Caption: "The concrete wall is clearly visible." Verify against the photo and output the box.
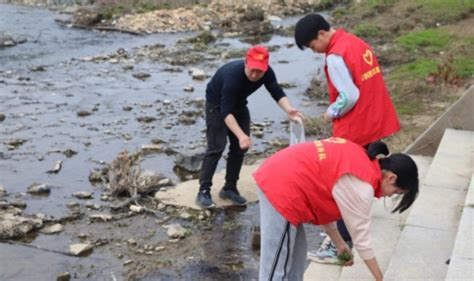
[404,86,474,156]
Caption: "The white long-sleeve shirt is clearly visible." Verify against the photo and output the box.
[322,174,376,260]
[326,54,360,119]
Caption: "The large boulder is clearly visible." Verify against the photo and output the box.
[72,7,101,27]
[0,211,43,239]
[174,151,205,173]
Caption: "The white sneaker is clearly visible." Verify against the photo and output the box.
[307,238,339,264]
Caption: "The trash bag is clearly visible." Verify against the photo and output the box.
[290,120,305,146]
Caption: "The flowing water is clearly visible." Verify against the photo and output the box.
[0,3,326,280]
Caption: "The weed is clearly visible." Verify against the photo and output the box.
[426,56,463,86]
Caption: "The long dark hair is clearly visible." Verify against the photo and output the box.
[366,141,419,213]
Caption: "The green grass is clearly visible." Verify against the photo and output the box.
[353,23,383,38]
[394,101,423,116]
[413,0,474,23]
[389,59,438,80]
[366,0,396,6]
[453,58,474,78]
[396,29,453,53]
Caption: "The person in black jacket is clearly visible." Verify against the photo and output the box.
[196,45,303,209]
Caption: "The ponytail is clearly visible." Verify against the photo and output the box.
[366,141,390,160]
[365,141,419,213]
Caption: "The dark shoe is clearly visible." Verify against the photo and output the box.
[196,190,215,209]
[219,189,247,206]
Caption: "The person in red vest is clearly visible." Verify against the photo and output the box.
[253,138,419,281]
[294,13,401,262]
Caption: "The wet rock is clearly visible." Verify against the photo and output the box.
[174,151,205,173]
[268,15,282,21]
[69,243,93,256]
[184,31,216,45]
[136,170,163,192]
[72,7,101,26]
[66,202,80,209]
[129,205,144,213]
[127,238,137,245]
[177,115,197,125]
[29,65,47,72]
[85,202,101,210]
[279,82,297,89]
[57,272,71,281]
[188,98,206,109]
[46,160,62,174]
[158,178,174,188]
[63,149,78,158]
[0,113,5,122]
[73,191,93,199]
[179,212,191,220]
[0,32,16,47]
[190,68,206,80]
[123,260,134,266]
[11,200,27,209]
[156,202,166,211]
[77,110,92,117]
[27,183,51,195]
[89,213,112,222]
[132,72,151,81]
[164,223,187,239]
[122,65,134,71]
[5,138,27,149]
[88,169,103,183]
[122,105,133,111]
[136,116,156,123]
[0,212,43,239]
[183,85,194,92]
[0,185,6,197]
[140,144,162,153]
[40,223,64,234]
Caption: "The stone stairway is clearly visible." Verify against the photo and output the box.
[304,129,474,281]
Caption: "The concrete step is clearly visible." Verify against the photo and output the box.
[303,155,433,281]
[445,174,474,281]
[384,129,474,281]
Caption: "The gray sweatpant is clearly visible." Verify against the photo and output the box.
[258,189,307,281]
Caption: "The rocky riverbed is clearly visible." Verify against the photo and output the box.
[0,2,332,280]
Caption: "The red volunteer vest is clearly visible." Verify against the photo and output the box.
[253,138,382,226]
[325,29,400,146]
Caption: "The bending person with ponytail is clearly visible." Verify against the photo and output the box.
[253,137,419,281]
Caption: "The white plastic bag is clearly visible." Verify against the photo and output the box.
[290,120,305,146]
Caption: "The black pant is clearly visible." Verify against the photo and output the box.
[337,219,352,243]
[199,104,250,192]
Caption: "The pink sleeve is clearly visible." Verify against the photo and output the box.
[332,174,375,260]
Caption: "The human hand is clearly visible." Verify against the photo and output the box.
[288,108,305,124]
[238,134,251,150]
[336,243,354,266]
